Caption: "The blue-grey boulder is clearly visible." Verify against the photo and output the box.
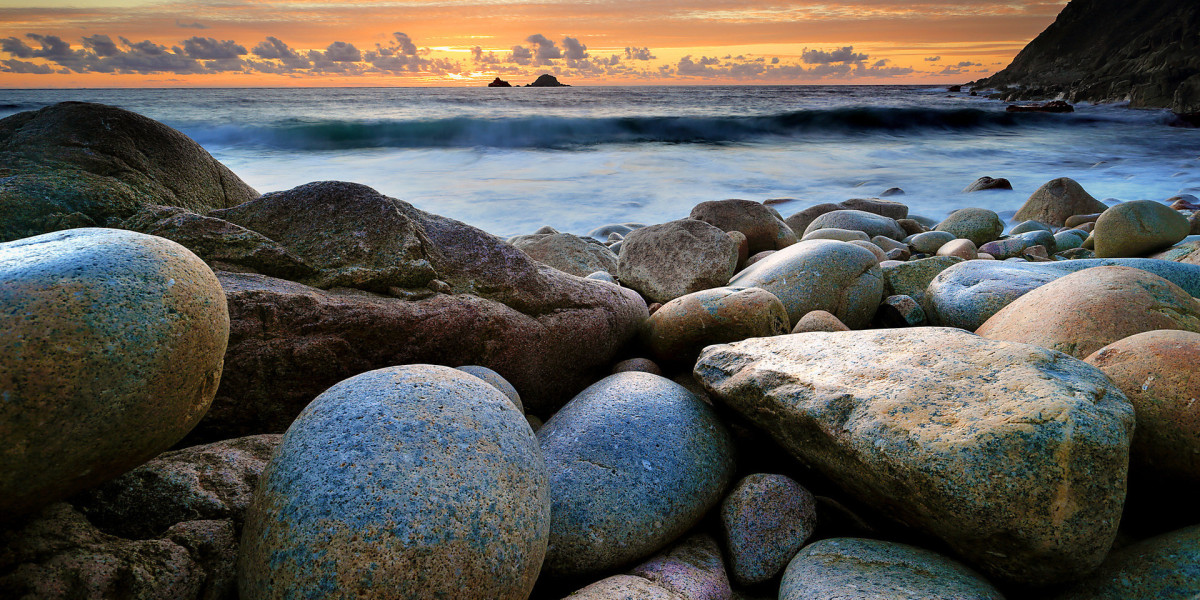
[237,365,549,600]
[539,372,736,577]
[803,209,905,241]
[1053,525,1200,599]
[720,473,816,586]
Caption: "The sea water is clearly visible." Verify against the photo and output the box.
[2,86,1198,238]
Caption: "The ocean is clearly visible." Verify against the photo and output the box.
[2,86,1198,238]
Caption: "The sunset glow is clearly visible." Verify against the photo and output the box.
[0,0,1068,87]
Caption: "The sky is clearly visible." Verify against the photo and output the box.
[0,0,1068,87]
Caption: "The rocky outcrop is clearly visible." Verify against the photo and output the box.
[527,74,569,87]
[973,0,1200,117]
[0,102,258,243]
[488,77,513,87]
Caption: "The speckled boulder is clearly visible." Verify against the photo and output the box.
[1085,330,1200,481]
[690,199,797,255]
[0,228,229,520]
[803,209,905,241]
[780,538,1004,600]
[565,575,684,599]
[909,231,956,254]
[641,287,789,364]
[839,197,908,220]
[0,102,259,243]
[539,372,736,577]
[629,534,732,600]
[1093,200,1190,258]
[880,256,962,317]
[695,328,1133,584]
[457,365,523,412]
[1150,240,1200,265]
[979,236,1034,260]
[1053,525,1200,600]
[792,309,851,333]
[618,219,739,304]
[801,227,869,242]
[936,238,977,260]
[934,208,1004,246]
[720,473,817,586]
[977,266,1200,358]
[784,203,840,236]
[510,231,619,277]
[237,365,549,600]
[1015,177,1108,227]
[728,239,883,328]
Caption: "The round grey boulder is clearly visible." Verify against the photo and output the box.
[804,209,906,241]
[238,365,549,600]
[457,365,523,412]
[934,208,1004,246]
[618,218,739,304]
[538,372,736,577]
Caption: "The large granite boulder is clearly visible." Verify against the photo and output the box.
[727,240,883,328]
[1013,178,1108,227]
[1092,200,1190,258]
[689,199,797,255]
[1053,525,1200,600]
[238,365,549,600]
[0,228,229,520]
[976,266,1200,358]
[618,218,739,304]
[538,372,736,577]
[509,231,618,277]
[934,208,1004,246]
[695,328,1134,584]
[641,287,789,364]
[0,102,258,243]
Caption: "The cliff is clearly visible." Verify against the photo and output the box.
[973,0,1200,118]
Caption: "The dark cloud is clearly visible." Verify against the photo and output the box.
[525,34,561,65]
[873,59,889,67]
[802,46,868,64]
[1,58,52,74]
[391,32,417,56]
[364,33,458,74]
[562,36,587,61]
[955,61,982,67]
[176,21,207,29]
[471,46,501,64]
[251,36,310,69]
[925,56,941,62]
[322,41,361,62]
[771,57,780,64]
[508,45,533,66]
[2,37,34,59]
[625,46,654,61]
[82,34,119,57]
[182,37,246,60]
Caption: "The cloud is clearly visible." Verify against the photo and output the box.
[801,46,868,64]
[322,41,361,62]
[925,56,941,62]
[525,34,562,65]
[182,37,246,60]
[955,60,982,67]
[1,58,52,74]
[561,36,587,61]
[176,21,207,29]
[624,46,654,61]
[771,57,780,64]
[508,45,533,65]
[471,45,501,64]
[1,37,34,59]
[872,59,889,67]
[251,36,310,69]
[81,34,119,57]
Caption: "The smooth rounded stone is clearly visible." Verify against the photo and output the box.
[875,294,927,327]
[784,203,840,236]
[977,266,1200,358]
[1010,219,1051,234]
[728,239,883,328]
[885,247,910,261]
[1074,221,1097,233]
[629,534,732,600]
[1053,525,1200,600]
[238,365,549,600]
[618,218,739,304]
[0,228,229,519]
[897,218,928,235]
[880,255,962,315]
[936,238,977,260]
[839,197,909,220]
[457,365,523,412]
[848,240,887,263]
[689,199,798,255]
[608,232,624,242]
[804,209,906,241]
[879,187,905,197]
[1016,177,1109,226]
[1190,212,1200,234]
[871,235,907,253]
[1085,330,1200,481]
[1053,230,1086,251]
[1170,194,1200,210]
[978,236,1033,260]
[1024,245,1051,260]
[608,240,623,254]
[908,214,939,228]
[586,270,617,284]
[963,176,1013,192]
[509,231,618,278]
[909,230,956,254]
[1065,212,1103,228]
[720,474,816,586]
[792,309,850,333]
[801,227,869,243]
[695,328,1134,584]
[564,575,683,600]
[1018,228,1057,253]
[587,223,643,240]
[1093,199,1190,258]
[780,538,1005,600]
[743,250,774,267]
[613,358,664,376]
[934,208,1004,246]
[728,230,749,269]
[641,286,789,364]
[539,372,736,577]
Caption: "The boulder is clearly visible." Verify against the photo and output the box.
[612,358,663,376]
[848,240,886,262]
[1150,240,1200,265]
[720,474,816,586]
[936,238,978,260]
[641,287,789,364]
[784,203,840,235]
[780,538,1004,600]
[0,102,259,243]
[976,266,1200,358]
[875,294,927,327]
[880,255,962,316]
[1014,178,1108,226]
[456,365,523,412]
[618,218,739,304]
[963,176,1013,192]
[792,310,850,333]
[803,209,905,241]
[1085,330,1200,482]
[1092,200,1190,258]
[538,372,735,577]
[0,228,229,519]
[238,365,549,600]
[1010,219,1051,234]
[839,197,908,220]
[566,535,730,600]
[1053,525,1200,600]
[910,231,956,254]
[978,236,1033,260]
[728,240,883,328]
[801,227,869,243]
[689,199,797,255]
[934,208,1004,246]
[509,231,618,277]
[695,328,1133,584]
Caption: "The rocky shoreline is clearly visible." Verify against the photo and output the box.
[3,101,1200,599]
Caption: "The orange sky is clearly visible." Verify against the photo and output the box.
[0,0,1067,86]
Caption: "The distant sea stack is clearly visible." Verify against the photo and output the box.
[488,77,512,88]
[526,74,570,87]
[973,0,1199,120]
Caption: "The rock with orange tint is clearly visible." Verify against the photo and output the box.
[641,287,789,364]
[690,199,798,255]
[1085,330,1200,481]
[694,327,1133,584]
[976,266,1200,358]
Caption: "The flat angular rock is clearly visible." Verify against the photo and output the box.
[618,218,739,304]
[695,328,1134,584]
